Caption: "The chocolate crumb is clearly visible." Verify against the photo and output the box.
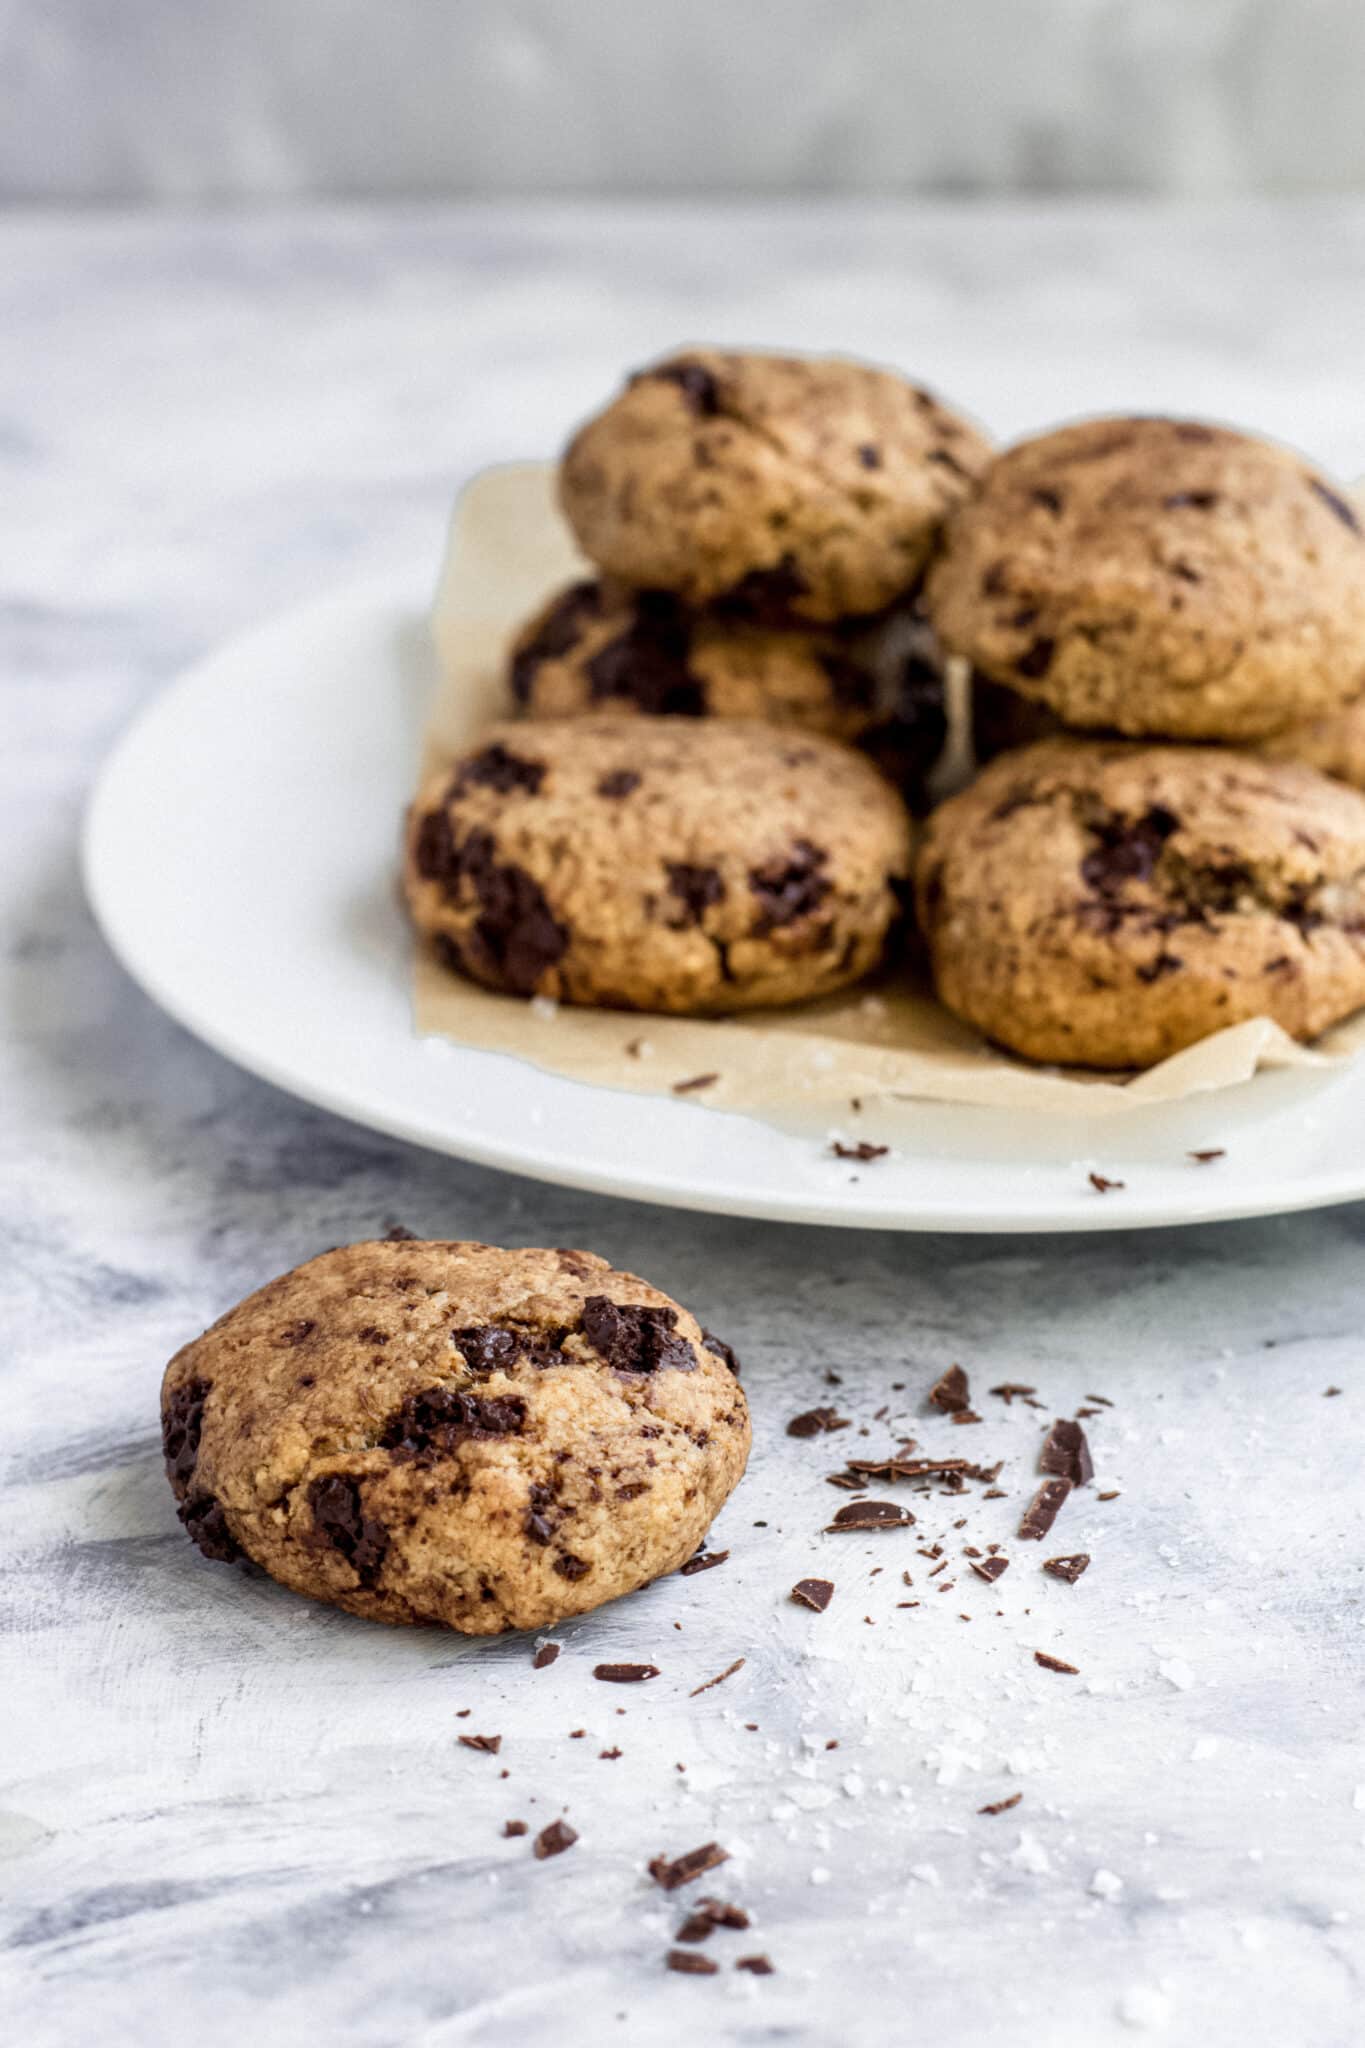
[533,1819,578,1858]
[599,1746,622,1760]
[1018,1477,1072,1540]
[979,1793,1023,1816]
[1034,1650,1079,1675]
[458,1733,502,1755]
[1040,1418,1094,1487]
[1088,1172,1124,1193]
[649,1842,730,1891]
[928,1363,971,1413]
[824,1500,913,1532]
[1325,1386,1342,1398]
[690,1657,745,1698]
[787,1406,850,1438]
[970,1555,1010,1584]
[790,1577,834,1612]
[1043,1554,1091,1584]
[666,1949,719,1976]
[1097,1489,1120,1501]
[680,1549,729,1576]
[736,1955,775,1975]
[532,1642,561,1669]
[673,1072,719,1094]
[593,1662,659,1683]
[503,1819,528,1837]
[831,1140,889,1162]
[1189,1148,1226,1163]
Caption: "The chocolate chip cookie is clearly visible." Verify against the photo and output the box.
[559,349,991,623]
[404,718,913,1012]
[917,737,1365,1068]
[928,418,1365,741]
[161,1240,749,1634]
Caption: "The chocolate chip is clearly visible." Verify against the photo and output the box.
[458,1733,502,1754]
[598,769,640,799]
[1306,476,1361,534]
[701,1330,740,1374]
[1040,1418,1093,1487]
[641,359,721,416]
[533,1819,578,1859]
[379,1386,526,1460]
[414,805,458,884]
[1164,490,1219,511]
[162,1377,211,1498]
[679,1550,729,1576]
[274,1319,316,1348]
[666,1949,719,1976]
[594,1662,659,1683]
[454,742,545,796]
[581,1296,696,1374]
[178,1494,241,1563]
[1015,636,1055,679]
[666,862,726,926]
[714,557,810,629]
[532,1641,561,1668]
[787,1407,850,1438]
[749,839,830,933]
[308,1474,389,1587]
[824,1500,913,1532]
[857,443,881,469]
[553,1552,591,1580]
[970,1555,1010,1583]
[510,580,603,704]
[1081,805,1179,892]
[1031,486,1064,514]
[929,1363,972,1414]
[1043,1554,1091,1584]
[648,1842,730,1890]
[1137,951,1183,982]
[1034,1650,1079,1675]
[791,1577,835,1612]
[1018,1477,1072,1541]
[454,1324,564,1373]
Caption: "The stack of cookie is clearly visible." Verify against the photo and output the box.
[406,348,992,1018]
[917,417,1365,1066]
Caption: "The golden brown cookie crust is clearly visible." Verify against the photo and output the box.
[559,349,991,622]
[161,1240,750,1634]
[916,737,1365,1068]
[928,417,1365,741]
[404,717,914,1013]
[1259,693,1365,791]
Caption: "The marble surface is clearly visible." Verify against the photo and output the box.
[6,200,1365,2046]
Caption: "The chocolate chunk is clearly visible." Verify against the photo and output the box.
[1034,1650,1079,1675]
[525,1482,556,1545]
[585,591,709,717]
[642,359,721,417]
[666,1949,719,1976]
[786,1407,850,1438]
[749,839,830,933]
[532,1641,561,1668]
[824,1500,913,1532]
[791,1577,835,1612]
[413,805,458,884]
[598,769,640,799]
[444,828,568,993]
[679,1550,729,1576]
[701,1330,740,1374]
[178,1494,241,1563]
[593,1662,659,1683]
[736,1955,775,1975]
[666,862,726,926]
[379,1386,526,1460]
[458,1733,502,1754]
[715,557,810,629]
[162,1376,211,1498]
[553,1552,590,1580]
[857,443,881,469]
[1088,1173,1124,1194]
[1018,1477,1071,1541]
[928,1363,972,1414]
[503,1819,528,1837]
[677,1898,750,1941]
[453,1323,565,1373]
[1015,636,1055,679]
[1043,1553,1091,1584]
[510,580,602,704]
[581,1296,696,1375]
[979,1792,1023,1815]
[308,1474,389,1586]
[1039,1418,1094,1487]
[533,1819,578,1859]
[648,1842,730,1890]
[672,1072,719,1095]
[454,742,545,796]
[1081,805,1179,892]
[274,1319,316,1348]
[1031,486,1064,514]
[970,1555,1010,1583]
[831,1141,888,1162]
[1306,476,1361,534]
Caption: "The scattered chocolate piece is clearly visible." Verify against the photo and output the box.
[928,1363,971,1413]
[649,1842,730,1891]
[599,1747,622,1760]
[1044,1554,1091,1584]
[673,1072,719,1095]
[787,1406,851,1438]
[825,1470,865,1490]
[680,1549,730,1576]
[532,1642,561,1669]
[690,1657,745,1698]
[979,1793,1023,1816]
[736,1955,775,1975]
[1088,1173,1124,1193]
[1189,1148,1226,1164]
[1040,1418,1094,1487]
[1325,1386,1342,1398]
[791,1577,835,1612]
[1018,1477,1072,1540]
[949,1410,983,1426]
[503,1819,528,1837]
[1097,1489,1120,1501]
[666,1948,719,1976]
[990,1382,1037,1404]
[677,1898,751,1942]
[824,1500,913,1532]
[970,1555,1010,1584]
[593,1662,659,1683]
[458,1733,502,1755]
[1083,1393,1113,1407]
[831,1140,889,1162]
[1034,1650,1079,1675]
[533,1819,578,1858]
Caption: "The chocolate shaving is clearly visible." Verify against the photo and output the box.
[1034,1650,1079,1675]
[1040,1418,1093,1487]
[690,1657,745,1698]
[824,1500,913,1532]
[1088,1172,1124,1193]
[677,1898,751,1941]
[1043,1553,1091,1584]
[458,1733,502,1755]
[1018,1477,1071,1540]
[533,1819,578,1858]
[649,1842,730,1890]
[1189,1148,1226,1163]
[532,1642,561,1669]
[593,1662,659,1683]
[790,1577,834,1612]
[970,1555,1010,1583]
[787,1406,850,1437]
[831,1141,889,1162]
[666,1949,718,1976]
[990,1382,1036,1404]
[979,1793,1023,1816]
[673,1072,719,1094]
[736,1955,775,1975]
[928,1363,971,1413]
[679,1549,729,1576]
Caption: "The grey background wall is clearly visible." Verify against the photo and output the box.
[4,0,1364,204]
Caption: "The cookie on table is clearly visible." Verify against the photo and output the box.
[405,718,913,1013]
[559,348,991,624]
[928,417,1365,742]
[916,737,1365,1069]
[1259,694,1365,792]
[162,1240,749,1634]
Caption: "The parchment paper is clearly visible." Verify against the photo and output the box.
[416,463,1365,1117]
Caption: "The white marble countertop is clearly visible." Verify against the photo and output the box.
[6,200,1365,2047]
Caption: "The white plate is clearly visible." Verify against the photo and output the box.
[83,566,1365,1232]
